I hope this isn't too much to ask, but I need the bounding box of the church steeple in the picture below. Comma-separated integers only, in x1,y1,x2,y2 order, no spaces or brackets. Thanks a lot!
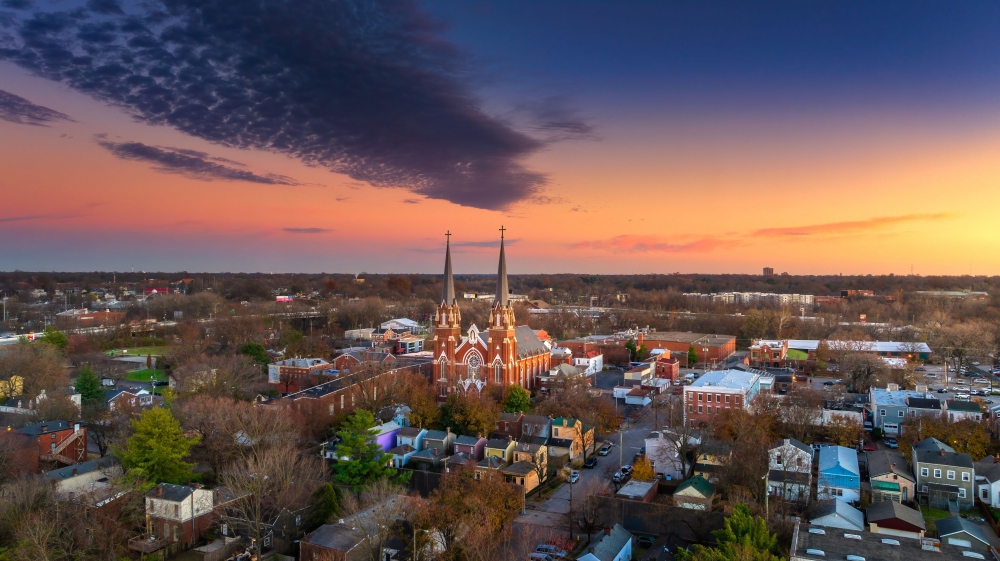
494,225,509,308
442,231,456,306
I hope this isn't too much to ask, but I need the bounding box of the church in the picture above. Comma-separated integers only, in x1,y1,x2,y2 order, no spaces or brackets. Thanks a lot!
432,230,550,398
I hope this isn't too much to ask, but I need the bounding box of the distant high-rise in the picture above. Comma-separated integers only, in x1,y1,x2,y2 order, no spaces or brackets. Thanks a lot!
763,267,774,277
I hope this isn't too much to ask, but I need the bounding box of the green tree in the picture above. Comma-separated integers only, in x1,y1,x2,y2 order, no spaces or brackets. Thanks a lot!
241,342,270,366
333,410,404,493
678,503,781,561
38,327,68,350
116,407,200,486
306,483,343,532
688,346,699,367
74,365,104,403
503,385,531,413
625,338,638,361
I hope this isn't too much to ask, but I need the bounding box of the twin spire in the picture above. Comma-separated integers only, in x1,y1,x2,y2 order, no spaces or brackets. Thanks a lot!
440,227,510,308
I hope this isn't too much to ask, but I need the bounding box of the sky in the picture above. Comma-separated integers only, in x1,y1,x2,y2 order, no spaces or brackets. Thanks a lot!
1,0,1000,275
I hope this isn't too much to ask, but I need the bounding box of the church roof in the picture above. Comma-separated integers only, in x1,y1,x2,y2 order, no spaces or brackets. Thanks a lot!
494,233,509,308
514,325,547,357
442,235,456,306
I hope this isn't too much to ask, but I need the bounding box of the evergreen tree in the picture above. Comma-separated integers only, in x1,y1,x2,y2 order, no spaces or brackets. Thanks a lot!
688,346,699,367
306,483,343,531
678,503,781,561
333,410,405,493
241,342,270,366
74,365,104,403
39,326,68,350
116,407,200,486
503,385,531,413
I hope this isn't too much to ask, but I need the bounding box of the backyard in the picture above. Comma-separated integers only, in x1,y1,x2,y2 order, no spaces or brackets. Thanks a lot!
124,368,168,382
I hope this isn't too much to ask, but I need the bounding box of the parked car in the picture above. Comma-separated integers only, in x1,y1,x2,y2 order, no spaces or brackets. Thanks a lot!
584,456,598,469
862,441,877,451
535,545,566,558
823,380,836,386
621,465,633,475
885,438,898,449
569,471,580,484
599,444,612,456
938,388,948,393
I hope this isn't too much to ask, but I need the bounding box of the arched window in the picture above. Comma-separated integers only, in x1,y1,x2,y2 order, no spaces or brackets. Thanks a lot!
494,363,502,384
467,353,481,378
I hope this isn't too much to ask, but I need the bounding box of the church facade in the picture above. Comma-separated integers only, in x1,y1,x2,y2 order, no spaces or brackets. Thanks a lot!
432,231,550,398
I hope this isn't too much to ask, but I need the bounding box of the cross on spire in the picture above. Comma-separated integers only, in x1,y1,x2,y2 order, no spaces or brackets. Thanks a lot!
499,225,505,240
445,230,451,242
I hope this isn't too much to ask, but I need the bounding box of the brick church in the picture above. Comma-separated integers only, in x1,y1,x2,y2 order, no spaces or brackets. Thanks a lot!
432,230,550,398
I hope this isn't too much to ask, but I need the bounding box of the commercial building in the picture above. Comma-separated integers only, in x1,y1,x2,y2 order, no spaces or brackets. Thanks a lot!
683,369,761,428
638,332,736,367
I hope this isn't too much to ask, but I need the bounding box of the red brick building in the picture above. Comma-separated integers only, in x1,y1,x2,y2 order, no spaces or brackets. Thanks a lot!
14,420,87,470
267,358,333,394
654,355,680,383
638,332,736,367
332,350,395,373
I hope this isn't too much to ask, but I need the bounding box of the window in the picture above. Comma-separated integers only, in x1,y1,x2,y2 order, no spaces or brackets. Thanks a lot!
725,395,731,403
707,394,713,403
898,411,904,417
688,405,693,413
880,409,886,416
50,433,56,439
328,404,334,415
716,394,722,403
959,488,966,499
934,469,942,478
962,472,971,482
921,467,929,477
698,405,703,414
698,393,704,402
340,394,345,409
834,488,843,496
947,470,955,480
775,454,783,466
494,363,502,383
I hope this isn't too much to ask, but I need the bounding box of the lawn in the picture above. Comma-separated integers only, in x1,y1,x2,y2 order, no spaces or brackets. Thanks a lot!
108,346,170,357
125,368,168,382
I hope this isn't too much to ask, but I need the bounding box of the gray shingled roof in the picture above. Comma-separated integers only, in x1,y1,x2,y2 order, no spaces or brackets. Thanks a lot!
866,450,915,482
514,325,547,357
146,483,195,502
809,498,865,530
935,516,1000,547
914,437,955,453
866,500,926,531
974,458,1000,483
915,448,974,469
769,437,811,455
15,420,74,436
584,524,632,561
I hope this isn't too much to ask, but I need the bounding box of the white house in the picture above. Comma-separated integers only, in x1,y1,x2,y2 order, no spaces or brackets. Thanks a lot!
767,438,812,501
645,429,698,481
380,318,422,333
975,458,1000,507
577,524,632,561
945,399,984,422
573,352,604,376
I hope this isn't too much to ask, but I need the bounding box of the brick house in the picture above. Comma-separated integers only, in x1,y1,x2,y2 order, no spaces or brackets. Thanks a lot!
495,411,524,439
332,350,395,374
654,355,680,383
130,484,234,555
267,358,333,393
683,370,761,428
14,420,87,470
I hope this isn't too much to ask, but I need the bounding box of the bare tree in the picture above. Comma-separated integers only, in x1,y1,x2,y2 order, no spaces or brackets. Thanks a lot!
839,352,887,392
574,478,613,545
217,444,325,558
780,387,823,443
0,343,68,400
351,480,411,561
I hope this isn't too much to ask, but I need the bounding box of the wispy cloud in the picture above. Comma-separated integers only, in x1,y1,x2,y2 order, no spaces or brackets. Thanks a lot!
96,140,302,185
572,214,952,254
283,227,332,234
0,89,73,126
0,213,79,223
0,0,591,210
402,199,421,204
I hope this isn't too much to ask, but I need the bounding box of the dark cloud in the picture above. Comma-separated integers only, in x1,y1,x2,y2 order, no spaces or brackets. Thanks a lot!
1,0,32,9
0,88,73,126
283,227,331,234
0,213,78,222
515,96,597,142
402,199,420,204
96,139,302,185
0,0,572,210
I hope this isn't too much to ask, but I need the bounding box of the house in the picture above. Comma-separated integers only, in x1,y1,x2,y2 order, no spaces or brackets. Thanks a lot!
867,450,916,503
869,386,930,437
300,498,409,561
14,420,87,471
945,399,983,422
485,437,516,464
445,452,477,470
538,363,588,393
521,414,551,445
495,411,524,439
817,446,861,503
625,387,652,406
906,396,942,419
693,441,731,482
767,438,812,501
106,389,154,411
422,429,456,455
387,444,417,468
453,435,487,461
808,499,865,531
616,479,657,503
267,357,333,393
623,363,653,387
131,484,229,555
791,523,979,561
550,417,595,459
476,455,505,473
654,355,680,384
645,429,696,481
408,447,446,469
331,350,395,374
865,501,926,539
512,441,547,473
396,426,426,451
45,456,121,495
370,421,402,452
673,475,714,510
574,350,604,376
974,456,1000,507
683,369,761,428
394,335,424,355
577,524,633,561
912,438,974,510
501,461,540,493
935,516,1000,552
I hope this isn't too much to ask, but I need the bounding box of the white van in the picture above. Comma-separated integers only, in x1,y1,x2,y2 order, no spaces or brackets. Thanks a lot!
974,378,990,385
954,393,971,401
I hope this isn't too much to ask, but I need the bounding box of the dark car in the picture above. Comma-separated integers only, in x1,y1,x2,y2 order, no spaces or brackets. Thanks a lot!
862,441,877,451
823,380,836,386
584,456,598,469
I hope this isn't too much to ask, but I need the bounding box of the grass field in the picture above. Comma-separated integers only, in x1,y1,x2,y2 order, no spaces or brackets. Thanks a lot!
108,346,170,357
125,368,168,382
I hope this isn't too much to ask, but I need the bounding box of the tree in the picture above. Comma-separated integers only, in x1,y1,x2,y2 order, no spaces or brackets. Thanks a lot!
503,385,531,413
306,483,343,532
0,342,68,400
574,478,613,545
839,352,886,392
781,387,822,443
814,340,830,371
440,392,500,437
74,365,104,403
824,415,864,448
678,503,781,561
240,342,270,366
219,444,325,559
333,410,403,493
688,346,699,367
38,327,68,350
400,372,440,429
116,407,200,486
632,455,655,481
899,416,991,461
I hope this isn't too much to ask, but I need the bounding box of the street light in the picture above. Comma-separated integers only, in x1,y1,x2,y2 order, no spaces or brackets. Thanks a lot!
413,528,430,561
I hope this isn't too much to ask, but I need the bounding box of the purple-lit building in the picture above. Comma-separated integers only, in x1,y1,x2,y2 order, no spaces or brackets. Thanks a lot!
370,421,402,452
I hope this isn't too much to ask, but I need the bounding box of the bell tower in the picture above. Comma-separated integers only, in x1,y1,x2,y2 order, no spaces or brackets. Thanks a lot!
433,232,461,393
487,226,517,386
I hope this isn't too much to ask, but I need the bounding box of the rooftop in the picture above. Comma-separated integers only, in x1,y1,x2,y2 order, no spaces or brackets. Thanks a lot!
617,479,657,499
946,400,983,413
866,450,915,481
794,523,975,561
871,387,932,407
866,501,926,530
809,499,864,530
643,331,735,346
689,369,760,392
581,524,632,561
818,446,860,477
45,456,118,480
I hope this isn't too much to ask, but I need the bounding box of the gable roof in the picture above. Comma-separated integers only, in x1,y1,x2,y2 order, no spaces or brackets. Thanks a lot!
486,438,512,449
769,437,811,455
147,483,195,502
514,325,547,357
906,397,941,410
974,458,1000,483
914,448,974,469
914,437,954,453
303,522,366,553
582,524,632,561
45,456,118,480
818,446,860,476
866,501,926,531
454,435,483,446
675,475,714,498
397,426,424,438
935,516,1000,547
866,450,915,482
946,399,983,413
423,430,449,441
809,498,865,530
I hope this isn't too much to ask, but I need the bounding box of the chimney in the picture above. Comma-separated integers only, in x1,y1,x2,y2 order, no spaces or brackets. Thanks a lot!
41,424,47,432
433,448,439,456
605,527,613,536
156,486,163,497
940,449,946,457
72,468,78,476
445,427,451,436
994,454,1000,464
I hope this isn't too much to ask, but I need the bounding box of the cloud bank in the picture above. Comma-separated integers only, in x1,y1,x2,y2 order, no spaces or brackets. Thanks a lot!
283,227,331,234
96,139,301,185
0,88,73,126
0,0,584,209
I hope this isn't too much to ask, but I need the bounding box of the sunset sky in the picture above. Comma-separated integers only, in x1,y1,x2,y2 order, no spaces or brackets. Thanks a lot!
2,1,999,275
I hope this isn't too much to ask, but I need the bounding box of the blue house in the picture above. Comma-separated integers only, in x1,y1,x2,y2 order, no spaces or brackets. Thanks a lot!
817,446,861,503
387,426,427,467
